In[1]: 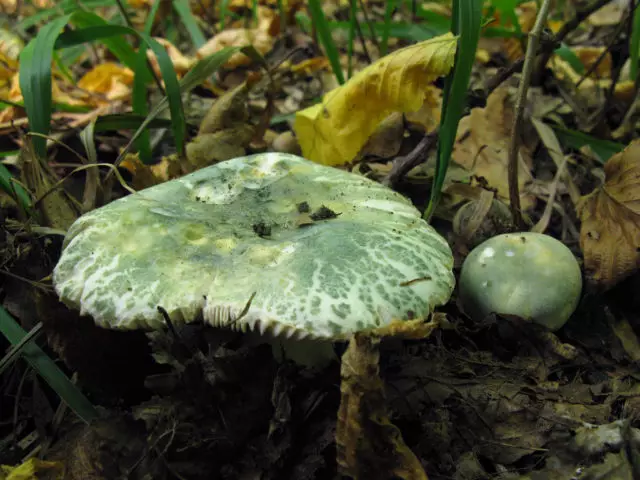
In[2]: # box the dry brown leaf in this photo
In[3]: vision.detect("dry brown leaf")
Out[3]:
[577,140,640,291]
[294,33,456,166]
[198,82,251,135]
[451,84,535,210]
[337,332,428,480]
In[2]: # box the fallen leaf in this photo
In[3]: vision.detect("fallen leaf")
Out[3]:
[404,85,442,132]
[186,126,255,168]
[120,153,184,190]
[294,33,456,166]
[451,84,536,210]
[148,37,195,78]
[198,81,251,135]
[77,62,134,105]
[197,9,276,69]
[587,1,625,26]
[577,140,640,291]
[1,458,64,480]
[337,332,428,480]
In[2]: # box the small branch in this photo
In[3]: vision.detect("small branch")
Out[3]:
[507,0,553,230]
[382,130,438,188]
[532,0,615,85]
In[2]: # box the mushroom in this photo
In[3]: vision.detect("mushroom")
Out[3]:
[458,232,582,331]
[53,153,454,364]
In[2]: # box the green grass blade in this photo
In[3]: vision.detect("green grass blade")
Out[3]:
[132,47,153,163]
[552,125,624,164]
[94,114,173,131]
[60,15,154,84]
[630,4,640,80]
[62,25,186,155]
[116,47,242,165]
[172,0,207,48]
[295,13,447,42]
[220,0,231,30]
[307,0,345,84]
[554,43,585,74]
[19,14,72,159]
[16,0,118,31]
[0,164,32,213]
[142,34,186,157]
[424,0,482,220]
[347,0,357,79]
[0,306,98,424]
[380,0,395,56]
[144,0,164,34]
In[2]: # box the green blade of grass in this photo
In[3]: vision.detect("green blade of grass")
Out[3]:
[113,46,243,167]
[19,14,72,159]
[0,306,98,424]
[144,0,164,34]
[347,0,357,78]
[0,164,32,213]
[552,125,624,164]
[424,0,482,220]
[220,0,232,30]
[380,0,395,56]
[69,11,152,83]
[94,114,173,132]
[307,0,345,84]
[173,0,207,48]
[16,0,119,31]
[295,13,448,42]
[630,3,640,81]
[132,47,153,163]
[21,18,184,160]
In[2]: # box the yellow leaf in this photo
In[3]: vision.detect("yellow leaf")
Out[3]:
[294,33,457,166]
[577,140,640,291]
[77,62,134,104]
[1,458,64,480]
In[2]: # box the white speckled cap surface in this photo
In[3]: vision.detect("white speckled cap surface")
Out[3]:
[53,153,454,339]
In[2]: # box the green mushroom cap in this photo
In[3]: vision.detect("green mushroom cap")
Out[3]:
[53,153,454,339]
[458,232,582,331]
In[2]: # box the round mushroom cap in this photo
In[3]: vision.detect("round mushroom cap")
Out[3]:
[53,153,454,339]
[458,232,582,330]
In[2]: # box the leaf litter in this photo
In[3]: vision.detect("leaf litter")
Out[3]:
[2,1,640,479]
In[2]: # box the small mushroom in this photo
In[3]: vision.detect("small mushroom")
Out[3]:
[53,153,454,363]
[458,232,582,331]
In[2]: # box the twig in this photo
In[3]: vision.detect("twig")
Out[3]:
[532,0,615,85]
[508,0,554,229]
[382,130,438,188]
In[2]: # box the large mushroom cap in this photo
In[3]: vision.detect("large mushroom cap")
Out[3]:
[53,153,454,339]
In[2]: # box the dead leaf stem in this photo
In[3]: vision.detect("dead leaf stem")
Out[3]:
[507,0,553,230]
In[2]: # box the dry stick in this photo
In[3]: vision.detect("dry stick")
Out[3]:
[382,130,438,188]
[532,0,615,85]
[507,0,553,230]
